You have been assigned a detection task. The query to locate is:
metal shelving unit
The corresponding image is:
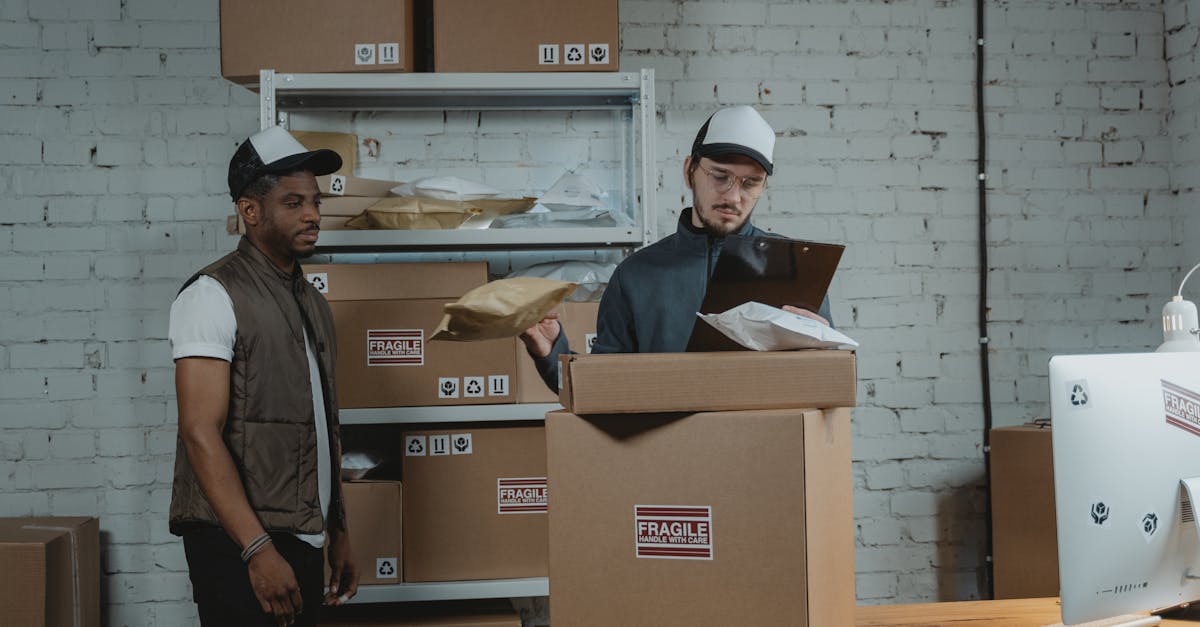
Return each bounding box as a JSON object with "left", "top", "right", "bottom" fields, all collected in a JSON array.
[
  {"left": 350, "top": 578, "right": 549, "bottom": 604},
  {"left": 340, "top": 403, "right": 561, "bottom": 425},
  {"left": 258, "top": 70, "right": 657, "bottom": 607},
  {"left": 259, "top": 69, "right": 658, "bottom": 251}
]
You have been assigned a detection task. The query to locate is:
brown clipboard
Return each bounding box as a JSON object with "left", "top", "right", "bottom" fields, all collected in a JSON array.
[{"left": 685, "top": 234, "right": 845, "bottom": 352}]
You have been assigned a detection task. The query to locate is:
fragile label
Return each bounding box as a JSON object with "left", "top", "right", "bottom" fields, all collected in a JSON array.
[
  {"left": 367, "top": 329, "right": 423, "bottom": 366},
  {"left": 498, "top": 477, "right": 548, "bottom": 514},
  {"left": 634, "top": 505, "right": 713, "bottom": 560},
  {"left": 1164, "top": 379, "right": 1200, "bottom": 436}
]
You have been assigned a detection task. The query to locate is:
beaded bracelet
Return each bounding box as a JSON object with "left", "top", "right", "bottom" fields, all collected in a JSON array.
[{"left": 240, "top": 532, "right": 273, "bottom": 563}]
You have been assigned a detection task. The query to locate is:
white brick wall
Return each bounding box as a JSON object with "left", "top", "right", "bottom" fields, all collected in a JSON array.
[{"left": 0, "top": 0, "right": 1190, "bottom": 622}]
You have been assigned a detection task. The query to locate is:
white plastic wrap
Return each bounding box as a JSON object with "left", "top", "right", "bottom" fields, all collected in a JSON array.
[
  {"left": 507, "top": 261, "right": 616, "bottom": 302},
  {"left": 697, "top": 301, "right": 859, "bottom": 351}
]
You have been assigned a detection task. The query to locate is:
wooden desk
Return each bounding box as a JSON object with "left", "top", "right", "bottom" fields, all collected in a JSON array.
[{"left": 856, "top": 597, "right": 1200, "bottom": 626}]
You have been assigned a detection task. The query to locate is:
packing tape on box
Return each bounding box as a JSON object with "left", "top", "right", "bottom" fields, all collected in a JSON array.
[{"left": 24, "top": 524, "right": 82, "bottom": 627}]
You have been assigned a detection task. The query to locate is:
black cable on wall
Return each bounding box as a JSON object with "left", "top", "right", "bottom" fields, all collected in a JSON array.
[{"left": 975, "top": 0, "right": 997, "bottom": 600}]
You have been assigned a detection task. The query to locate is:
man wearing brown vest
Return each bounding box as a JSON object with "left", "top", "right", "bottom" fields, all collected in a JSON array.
[{"left": 168, "top": 126, "right": 358, "bottom": 626}]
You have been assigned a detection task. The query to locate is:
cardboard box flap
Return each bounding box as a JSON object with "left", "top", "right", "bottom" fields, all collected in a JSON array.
[
  {"left": 291, "top": 131, "right": 356, "bottom": 177},
  {"left": 559, "top": 350, "right": 856, "bottom": 414},
  {"left": 303, "top": 262, "right": 488, "bottom": 301}
]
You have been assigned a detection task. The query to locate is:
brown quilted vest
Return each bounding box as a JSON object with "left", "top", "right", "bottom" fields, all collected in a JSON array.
[{"left": 169, "top": 237, "right": 345, "bottom": 536}]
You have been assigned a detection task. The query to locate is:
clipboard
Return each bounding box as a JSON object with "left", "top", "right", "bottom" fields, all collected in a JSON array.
[{"left": 685, "top": 234, "right": 845, "bottom": 352}]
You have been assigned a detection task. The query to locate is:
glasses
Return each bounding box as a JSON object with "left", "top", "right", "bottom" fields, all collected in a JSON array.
[{"left": 696, "top": 162, "right": 767, "bottom": 198}]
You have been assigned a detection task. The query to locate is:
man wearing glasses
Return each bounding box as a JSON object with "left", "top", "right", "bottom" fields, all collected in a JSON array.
[{"left": 522, "top": 105, "right": 832, "bottom": 387}]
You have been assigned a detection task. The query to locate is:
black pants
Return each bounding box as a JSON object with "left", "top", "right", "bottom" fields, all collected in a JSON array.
[{"left": 182, "top": 526, "right": 324, "bottom": 627}]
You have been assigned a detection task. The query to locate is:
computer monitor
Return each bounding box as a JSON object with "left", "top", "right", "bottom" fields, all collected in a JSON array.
[{"left": 1049, "top": 352, "right": 1200, "bottom": 624}]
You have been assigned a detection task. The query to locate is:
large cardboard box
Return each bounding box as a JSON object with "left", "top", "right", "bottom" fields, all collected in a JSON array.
[
  {"left": 432, "top": 0, "right": 618, "bottom": 72},
  {"left": 559, "top": 350, "right": 857, "bottom": 414},
  {"left": 220, "top": 0, "right": 416, "bottom": 84},
  {"left": 547, "top": 407, "right": 855, "bottom": 626},
  {"left": 990, "top": 424, "right": 1059, "bottom": 599},
  {"left": 402, "top": 425, "right": 547, "bottom": 582},
  {"left": 514, "top": 301, "right": 599, "bottom": 404},
  {"left": 304, "top": 263, "right": 518, "bottom": 408},
  {"left": 0, "top": 517, "right": 100, "bottom": 627},
  {"left": 336, "top": 481, "right": 403, "bottom": 585}
]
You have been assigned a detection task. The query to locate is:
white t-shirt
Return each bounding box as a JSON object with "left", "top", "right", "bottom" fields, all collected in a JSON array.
[{"left": 168, "top": 275, "right": 331, "bottom": 549}]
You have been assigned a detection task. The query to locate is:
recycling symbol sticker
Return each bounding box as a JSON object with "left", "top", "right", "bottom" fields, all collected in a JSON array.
[
  {"left": 1067, "top": 379, "right": 1090, "bottom": 409},
  {"left": 464, "top": 376, "right": 485, "bottom": 398},
  {"left": 375, "top": 557, "right": 397, "bottom": 579},
  {"left": 565, "top": 43, "right": 585, "bottom": 65},
  {"left": 328, "top": 175, "right": 346, "bottom": 195},
  {"left": 405, "top": 435, "right": 426, "bottom": 456},
  {"left": 438, "top": 377, "right": 460, "bottom": 399},
  {"left": 306, "top": 273, "right": 328, "bottom": 294}
]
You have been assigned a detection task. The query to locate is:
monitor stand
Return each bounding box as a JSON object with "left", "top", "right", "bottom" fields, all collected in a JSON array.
[
  {"left": 1181, "top": 477, "right": 1200, "bottom": 544},
  {"left": 1045, "top": 614, "right": 1161, "bottom": 626}
]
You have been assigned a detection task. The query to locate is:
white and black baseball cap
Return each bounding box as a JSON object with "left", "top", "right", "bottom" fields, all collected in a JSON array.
[
  {"left": 690, "top": 105, "right": 776, "bottom": 175},
  {"left": 228, "top": 126, "right": 343, "bottom": 201}
]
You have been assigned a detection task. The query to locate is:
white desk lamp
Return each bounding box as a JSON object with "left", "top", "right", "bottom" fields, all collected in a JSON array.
[{"left": 1158, "top": 261, "right": 1200, "bottom": 352}]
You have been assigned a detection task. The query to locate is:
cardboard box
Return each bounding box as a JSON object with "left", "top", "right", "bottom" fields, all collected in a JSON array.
[
  {"left": 433, "top": 0, "right": 618, "bottom": 72},
  {"left": 292, "top": 131, "right": 357, "bottom": 178},
  {"left": 990, "top": 423, "right": 1058, "bottom": 599},
  {"left": 559, "top": 350, "right": 857, "bottom": 414},
  {"left": 514, "top": 301, "right": 599, "bottom": 403},
  {"left": 220, "top": 0, "right": 415, "bottom": 84},
  {"left": 0, "top": 517, "right": 100, "bottom": 627},
  {"left": 335, "top": 481, "right": 403, "bottom": 585},
  {"left": 228, "top": 214, "right": 356, "bottom": 235},
  {"left": 546, "top": 407, "right": 855, "bottom": 626},
  {"left": 318, "top": 174, "right": 402, "bottom": 198},
  {"left": 402, "top": 425, "right": 547, "bottom": 582},
  {"left": 304, "top": 263, "right": 518, "bottom": 408}
]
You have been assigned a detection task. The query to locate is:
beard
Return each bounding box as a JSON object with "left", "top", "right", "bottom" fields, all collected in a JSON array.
[
  {"left": 261, "top": 212, "right": 319, "bottom": 260},
  {"left": 694, "top": 202, "right": 749, "bottom": 236}
]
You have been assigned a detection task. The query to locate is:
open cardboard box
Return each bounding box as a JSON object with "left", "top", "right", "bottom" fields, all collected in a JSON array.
[{"left": 558, "top": 349, "right": 856, "bottom": 414}]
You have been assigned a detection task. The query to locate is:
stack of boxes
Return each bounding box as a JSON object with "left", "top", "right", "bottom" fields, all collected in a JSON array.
[
  {"left": 307, "top": 262, "right": 578, "bottom": 595},
  {"left": 218, "top": 0, "right": 620, "bottom": 84},
  {"left": 547, "top": 350, "right": 859, "bottom": 625},
  {"left": 307, "top": 257, "right": 861, "bottom": 625}
]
